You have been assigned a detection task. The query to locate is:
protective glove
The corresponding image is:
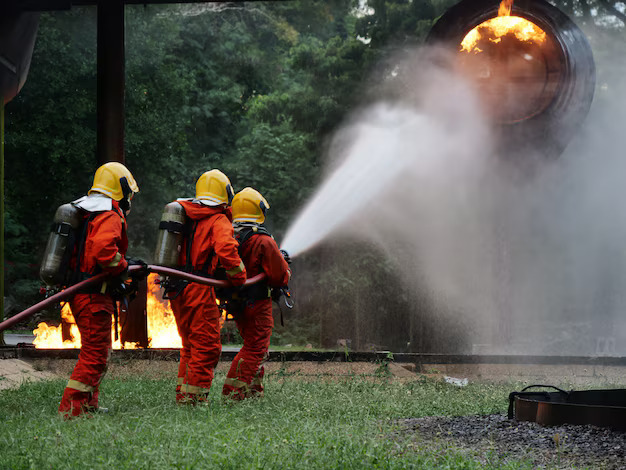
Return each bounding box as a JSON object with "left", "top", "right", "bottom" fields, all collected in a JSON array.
[
  {"left": 125, "top": 257, "right": 149, "bottom": 280},
  {"left": 109, "top": 278, "right": 138, "bottom": 301},
  {"left": 213, "top": 266, "right": 227, "bottom": 281},
  {"left": 280, "top": 249, "right": 292, "bottom": 265}
]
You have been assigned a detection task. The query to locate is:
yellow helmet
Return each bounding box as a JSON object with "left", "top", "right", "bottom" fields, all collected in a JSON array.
[
  {"left": 88, "top": 162, "right": 139, "bottom": 201},
  {"left": 196, "top": 169, "right": 234, "bottom": 205},
  {"left": 232, "top": 187, "right": 270, "bottom": 224}
]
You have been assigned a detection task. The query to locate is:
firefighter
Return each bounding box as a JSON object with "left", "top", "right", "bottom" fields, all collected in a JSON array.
[
  {"left": 170, "top": 169, "right": 246, "bottom": 404},
  {"left": 222, "top": 187, "right": 290, "bottom": 400},
  {"left": 59, "top": 162, "right": 140, "bottom": 418}
]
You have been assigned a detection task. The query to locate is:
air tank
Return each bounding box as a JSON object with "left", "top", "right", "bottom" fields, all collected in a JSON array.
[
  {"left": 154, "top": 202, "right": 187, "bottom": 268},
  {"left": 39, "top": 203, "right": 83, "bottom": 287}
]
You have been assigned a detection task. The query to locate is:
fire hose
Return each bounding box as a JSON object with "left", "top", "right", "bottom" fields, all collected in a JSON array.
[{"left": 0, "top": 265, "right": 267, "bottom": 333}]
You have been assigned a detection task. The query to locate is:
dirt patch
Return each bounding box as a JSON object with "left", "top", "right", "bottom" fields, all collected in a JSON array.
[
  {"left": 265, "top": 361, "right": 416, "bottom": 379},
  {"left": 1, "top": 358, "right": 417, "bottom": 387},
  {"left": 0, "top": 359, "right": 58, "bottom": 390},
  {"left": 396, "top": 414, "right": 626, "bottom": 469}
]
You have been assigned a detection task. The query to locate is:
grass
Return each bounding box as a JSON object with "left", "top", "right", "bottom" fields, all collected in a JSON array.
[{"left": 0, "top": 368, "right": 535, "bottom": 469}]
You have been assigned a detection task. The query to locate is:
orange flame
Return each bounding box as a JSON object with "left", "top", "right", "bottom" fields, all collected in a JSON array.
[
  {"left": 33, "top": 303, "right": 80, "bottom": 349},
  {"left": 498, "top": 0, "right": 513, "bottom": 16},
  {"left": 33, "top": 273, "right": 229, "bottom": 349},
  {"left": 460, "top": 0, "right": 546, "bottom": 53},
  {"left": 145, "top": 273, "right": 182, "bottom": 348}
]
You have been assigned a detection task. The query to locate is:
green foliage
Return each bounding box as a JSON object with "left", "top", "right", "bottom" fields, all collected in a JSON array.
[
  {"left": 124, "top": 6, "right": 198, "bottom": 258},
  {"left": 0, "top": 372, "right": 533, "bottom": 469},
  {"left": 4, "top": 1, "right": 375, "bottom": 264},
  {"left": 5, "top": 8, "right": 97, "bottom": 262},
  {"left": 226, "top": 120, "right": 317, "bottom": 232},
  {"left": 4, "top": 9, "right": 98, "bottom": 313},
  {"left": 220, "top": 320, "right": 242, "bottom": 345},
  {"left": 4, "top": 1, "right": 379, "bottom": 322},
  {"left": 270, "top": 310, "right": 321, "bottom": 347},
  {"left": 355, "top": 0, "right": 445, "bottom": 46}
]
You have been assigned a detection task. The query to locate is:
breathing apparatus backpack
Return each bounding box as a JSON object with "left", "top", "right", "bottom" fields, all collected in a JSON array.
[
  {"left": 154, "top": 201, "right": 188, "bottom": 269},
  {"left": 154, "top": 200, "right": 216, "bottom": 299},
  {"left": 39, "top": 196, "right": 113, "bottom": 289},
  {"left": 216, "top": 224, "right": 293, "bottom": 322},
  {"left": 40, "top": 203, "right": 84, "bottom": 287}
]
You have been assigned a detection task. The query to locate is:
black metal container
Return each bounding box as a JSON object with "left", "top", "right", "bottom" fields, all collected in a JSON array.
[{"left": 509, "top": 385, "right": 626, "bottom": 431}]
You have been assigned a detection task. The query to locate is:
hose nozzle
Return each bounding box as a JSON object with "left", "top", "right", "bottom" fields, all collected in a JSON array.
[{"left": 280, "top": 249, "right": 292, "bottom": 265}]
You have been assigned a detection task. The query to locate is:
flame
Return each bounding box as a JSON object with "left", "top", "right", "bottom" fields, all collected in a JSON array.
[
  {"left": 32, "top": 303, "right": 80, "bottom": 349},
  {"left": 33, "top": 273, "right": 211, "bottom": 349},
  {"left": 460, "top": 0, "right": 546, "bottom": 53},
  {"left": 498, "top": 0, "right": 513, "bottom": 16},
  {"left": 145, "top": 273, "right": 182, "bottom": 349}
]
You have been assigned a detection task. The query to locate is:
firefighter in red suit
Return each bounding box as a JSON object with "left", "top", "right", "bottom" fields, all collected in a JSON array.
[
  {"left": 170, "top": 170, "right": 246, "bottom": 404},
  {"left": 222, "top": 187, "right": 291, "bottom": 400},
  {"left": 59, "top": 162, "right": 140, "bottom": 418}
]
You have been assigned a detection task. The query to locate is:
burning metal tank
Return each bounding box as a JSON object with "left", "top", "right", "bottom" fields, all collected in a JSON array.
[{"left": 428, "top": 0, "right": 595, "bottom": 161}]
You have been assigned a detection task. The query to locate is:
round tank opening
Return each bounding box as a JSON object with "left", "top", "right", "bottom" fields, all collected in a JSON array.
[{"left": 458, "top": 15, "right": 563, "bottom": 124}]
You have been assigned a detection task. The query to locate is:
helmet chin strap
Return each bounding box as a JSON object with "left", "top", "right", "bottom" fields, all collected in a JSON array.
[
  {"left": 226, "top": 184, "right": 234, "bottom": 205},
  {"left": 119, "top": 197, "right": 131, "bottom": 215},
  {"left": 119, "top": 177, "right": 133, "bottom": 214}
]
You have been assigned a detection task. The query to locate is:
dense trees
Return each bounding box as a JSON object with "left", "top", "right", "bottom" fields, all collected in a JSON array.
[{"left": 5, "top": 0, "right": 382, "bottom": 325}]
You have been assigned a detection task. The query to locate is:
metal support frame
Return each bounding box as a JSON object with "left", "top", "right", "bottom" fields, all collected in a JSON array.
[
  {"left": 1, "top": 95, "right": 4, "bottom": 346},
  {"left": 97, "top": 0, "right": 125, "bottom": 165},
  {"left": 7, "top": 1, "right": 276, "bottom": 8}
]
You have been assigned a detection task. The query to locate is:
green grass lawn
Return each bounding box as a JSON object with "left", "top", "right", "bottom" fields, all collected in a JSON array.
[{"left": 0, "top": 369, "right": 534, "bottom": 469}]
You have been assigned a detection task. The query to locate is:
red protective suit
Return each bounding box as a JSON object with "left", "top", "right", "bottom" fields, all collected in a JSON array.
[
  {"left": 59, "top": 200, "right": 128, "bottom": 418},
  {"left": 222, "top": 230, "right": 290, "bottom": 400},
  {"left": 170, "top": 201, "right": 246, "bottom": 404}
]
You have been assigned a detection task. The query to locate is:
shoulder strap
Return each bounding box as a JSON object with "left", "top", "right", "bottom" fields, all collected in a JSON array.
[
  {"left": 184, "top": 217, "right": 216, "bottom": 277},
  {"left": 69, "top": 211, "right": 100, "bottom": 285},
  {"left": 236, "top": 225, "right": 272, "bottom": 248},
  {"left": 184, "top": 220, "right": 198, "bottom": 273}
]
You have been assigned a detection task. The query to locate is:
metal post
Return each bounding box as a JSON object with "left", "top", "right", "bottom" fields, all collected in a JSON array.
[
  {"left": 354, "top": 290, "right": 361, "bottom": 350},
  {"left": 1, "top": 95, "right": 5, "bottom": 346},
  {"left": 97, "top": 0, "right": 125, "bottom": 165}
]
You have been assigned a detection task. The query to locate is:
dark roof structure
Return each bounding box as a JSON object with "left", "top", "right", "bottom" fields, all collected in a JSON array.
[
  {"left": 2, "top": 0, "right": 282, "bottom": 161},
  {"left": 4, "top": 0, "right": 271, "bottom": 10}
]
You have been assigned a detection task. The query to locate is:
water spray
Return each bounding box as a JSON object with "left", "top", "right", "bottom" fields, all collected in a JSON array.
[{"left": 280, "top": 104, "right": 436, "bottom": 258}]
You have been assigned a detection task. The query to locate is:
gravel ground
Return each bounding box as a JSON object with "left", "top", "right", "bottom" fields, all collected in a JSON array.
[{"left": 396, "top": 414, "right": 626, "bottom": 469}]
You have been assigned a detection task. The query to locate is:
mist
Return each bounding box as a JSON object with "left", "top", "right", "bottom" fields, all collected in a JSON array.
[{"left": 282, "top": 42, "right": 626, "bottom": 356}]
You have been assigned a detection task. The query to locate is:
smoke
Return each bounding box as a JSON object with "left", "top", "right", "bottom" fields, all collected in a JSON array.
[
  {"left": 284, "top": 42, "right": 626, "bottom": 356},
  {"left": 281, "top": 48, "right": 492, "bottom": 258},
  {"left": 282, "top": 47, "right": 496, "bottom": 350}
]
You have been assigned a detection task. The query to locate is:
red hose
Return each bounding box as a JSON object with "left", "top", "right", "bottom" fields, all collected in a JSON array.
[
  {"left": 147, "top": 265, "right": 266, "bottom": 289},
  {"left": 0, "top": 272, "right": 109, "bottom": 333},
  {"left": 0, "top": 266, "right": 266, "bottom": 333}
]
